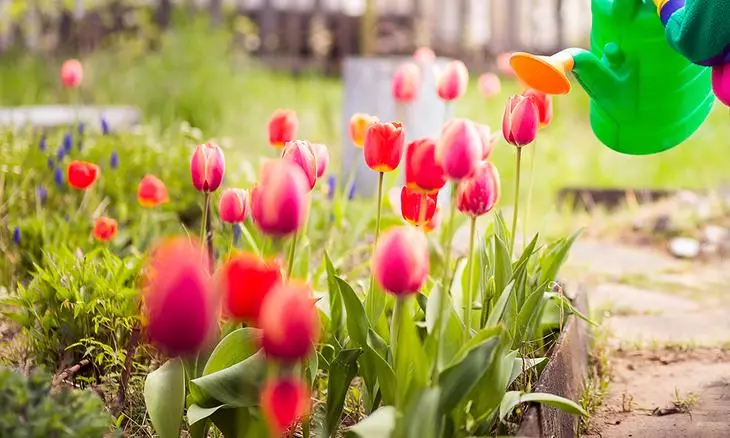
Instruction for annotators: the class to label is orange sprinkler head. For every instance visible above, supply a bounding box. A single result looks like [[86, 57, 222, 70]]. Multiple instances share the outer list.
[[509, 52, 574, 95]]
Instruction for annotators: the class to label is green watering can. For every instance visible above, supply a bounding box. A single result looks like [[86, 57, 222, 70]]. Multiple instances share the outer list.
[[510, 0, 716, 156]]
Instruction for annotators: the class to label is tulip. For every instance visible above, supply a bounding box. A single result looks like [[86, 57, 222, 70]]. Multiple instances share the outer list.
[[93, 216, 118, 242], [110, 151, 119, 169], [405, 138, 446, 194], [219, 252, 282, 325], [364, 121, 405, 173], [476, 124, 499, 160], [392, 63, 421, 103], [400, 186, 438, 226], [60, 59, 83, 88], [136, 175, 169, 208], [424, 206, 440, 233], [413, 47, 436, 63], [12, 227, 20, 245], [437, 60, 469, 101], [478, 72, 502, 99], [348, 113, 379, 149], [712, 64, 730, 106], [218, 188, 249, 224], [281, 140, 318, 190], [372, 226, 429, 296], [435, 119, 482, 180], [268, 109, 298, 149], [312, 143, 329, 178], [143, 238, 217, 356], [456, 161, 500, 217], [523, 89, 553, 128], [259, 281, 319, 361], [502, 95, 538, 147], [190, 142, 225, 193], [67, 161, 99, 190], [250, 159, 310, 236], [261, 377, 310, 436]]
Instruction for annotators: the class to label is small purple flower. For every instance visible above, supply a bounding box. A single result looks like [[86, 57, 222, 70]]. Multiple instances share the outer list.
[[347, 182, 356, 201], [77, 123, 85, 135], [47, 157, 55, 170], [39, 135, 47, 152], [56, 146, 65, 162], [232, 223, 242, 246], [36, 185, 48, 205], [110, 151, 119, 169], [100, 117, 110, 135], [54, 167, 65, 187], [12, 227, 20, 245], [63, 132, 73, 154], [327, 175, 336, 200]]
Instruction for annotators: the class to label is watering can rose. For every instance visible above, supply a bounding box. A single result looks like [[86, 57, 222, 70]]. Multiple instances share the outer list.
[[218, 188, 249, 224], [67, 161, 99, 190], [137, 175, 169, 208], [190, 142, 225, 192], [268, 109, 298, 149], [405, 138, 446, 194], [372, 226, 429, 295], [281, 140, 318, 190], [219, 252, 282, 325], [250, 159, 310, 236], [435, 119, 482, 180]]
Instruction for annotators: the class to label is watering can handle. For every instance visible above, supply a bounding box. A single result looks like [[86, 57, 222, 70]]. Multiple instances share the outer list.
[[612, 0, 645, 21]]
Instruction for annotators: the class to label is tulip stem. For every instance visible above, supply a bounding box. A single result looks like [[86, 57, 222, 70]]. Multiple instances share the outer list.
[[239, 222, 261, 256], [464, 217, 477, 339], [286, 231, 299, 279], [390, 296, 406, 367], [366, 172, 386, 316], [201, 192, 214, 273], [523, 139, 538, 251], [510, 148, 523, 256]]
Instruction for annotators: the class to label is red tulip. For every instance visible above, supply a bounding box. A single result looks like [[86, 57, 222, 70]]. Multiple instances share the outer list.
[[437, 60, 469, 101], [93, 216, 117, 242], [218, 188, 249, 224], [502, 95, 538, 147], [67, 160, 99, 190], [476, 124, 499, 160], [137, 175, 169, 208], [281, 140, 318, 190], [456, 161, 501, 217], [311, 143, 329, 178], [268, 109, 298, 149], [372, 226, 429, 296], [523, 89, 553, 128], [60, 59, 83, 88], [190, 142, 225, 192], [400, 186, 437, 226], [424, 206, 440, 233], [435, 119, 482, 180], [143, 238, 217, 356], [349, 113, 379, 149], [713, 65, 730, 106], [392, 63, 421, 103], [477, 72, 501, 99], [259, 281, 320, 362], [404, 138, 446, 194], [413, 47, 436, 63], [261, 377, 310, 436], [250, 159, 310, 236], [364, 121, 405, 173], [219, 252, 282, 325]]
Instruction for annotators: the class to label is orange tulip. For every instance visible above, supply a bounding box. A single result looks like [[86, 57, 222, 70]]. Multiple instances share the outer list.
[[312, 143, 329, 178], [60, 59, 83, 88], [437, 60, 469, 101], [404, 138, 446, 194], [413, 47, 436, 63], [190, 142, 225, 192], [477, 72, 501, 99], [348, 113, 379, 149], [523, 89, 553, 128], [259, 281, 320, 362], [218, 188, 249, 224], [261, 377, 310, 436], [137, 175, 169, 208], [67, 160, 99, 190], [250, 159, 310, 236], [392, 63, 421, 103], [456, 161, 501, 217], [364, 121, 405, 173], [268, 109, 298, 149], [435, 119, 482, 180], [93, 216, 117, 242], [400, 186, 438, 226], [219, 252, 282, 325], [502, 95, 538, 147], [281, 140, 318, 190], [372, 226, 429, 296]]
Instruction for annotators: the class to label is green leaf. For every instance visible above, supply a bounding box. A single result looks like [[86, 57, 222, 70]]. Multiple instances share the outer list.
[[545, 292, 597, 326], [404, 388, 441, 438], [327, 348, 363, 434], [190, 351, 267, 407], [211, 407, 255, 438], [347, 406, 396, 438], [338, 277, 370, 346], [539, 230, 582, 285], [203, 328, 262, 375], [493, 236, 512, 302], [395, 303, 429, 407], [469, 341, 514, 416], [325, 252, 345, 341], [486, 281, 515, 327], [144, 358, 185, 438], [499, 391, 588, 421], [187, 404, 230, 425], [448, 325, 502, 368], [514, 288, 547, 345], [438, 335, 500, 413], [509, 356, 547, 387], [365, 280, 387, 327], [293, 236, 311, 280], [364, 345, 396, 406]]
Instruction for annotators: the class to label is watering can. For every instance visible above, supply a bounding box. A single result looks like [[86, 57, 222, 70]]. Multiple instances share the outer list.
[[509, 0, 717, 155]]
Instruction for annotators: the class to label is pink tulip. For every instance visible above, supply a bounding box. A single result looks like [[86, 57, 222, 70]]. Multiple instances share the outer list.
[[281, 140, 318, 190], [456, 161, 501, 217], [190, 142, 225, 192], [496, 52, 515, 76], [311, 143, 329, 178], [476, 124, 498, 160], [502, 95, 538, 147], [712, 64, 730, 106], [250, 159, 310, 236], [437, 60, 469, 101], [372, 226, 429, 296], [477, 73, 501, 99], [218, 188, 249, 224], [60, 59, 83, 88], [392, 63, 421, 103], [413, 47, 436, 63], [259, 281, 320, 361], [435, 119, 482, 180]]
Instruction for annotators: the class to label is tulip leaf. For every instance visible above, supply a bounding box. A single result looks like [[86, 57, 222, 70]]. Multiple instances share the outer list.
[[144, 358, 186, 438], [544, 292, 596, 326], [293, 236, 312, 281], [499, 391, 588, 421], [404, 387, 441, 438], [187, 404, 230, 425], [337, 277, 369, 346], [203, 328, 262, 376], [539, 229, 582, 285], [469, 342, 514, 417], [437, 335, 499, 414], [211, 407, 257, 438], [425, 286, 465, 371], [347, 406, 396, 438], [395, 301, 429, 408], [486, 281, 515, 328], [327, 348, 363, 434], [509, 356, 546, 387], [365, 281, 387, 329], [492, 235, 512, 304], [324, 252, 345, 341], [190, 351, 267, 407]]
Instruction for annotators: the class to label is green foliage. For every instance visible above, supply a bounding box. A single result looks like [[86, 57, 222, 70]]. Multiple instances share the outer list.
[[0, 366, 113, 437]]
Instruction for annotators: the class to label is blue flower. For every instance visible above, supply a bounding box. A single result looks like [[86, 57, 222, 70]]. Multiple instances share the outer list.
[[47, 157, 55, 170], [232, 223, 242, 246], [347, 182, 357, 201], [12, 227, 20, 245], [327, 175, 336, 200], [110, 151, 119, 169], [54, 167, 65, 187], [77, 122, 85, 135], [36, 185, 48, 205], [63, 132, 73, 154], [39, 135, 47, 152], [100, 117, 110, 135], [56, 146, 65, 162]]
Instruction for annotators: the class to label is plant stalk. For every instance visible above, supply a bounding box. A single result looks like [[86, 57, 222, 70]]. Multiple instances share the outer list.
[[390, 296, 406, 365], [112, 321, 141, 415], [523, 139, 538, 251], [366, 172, 385, 308], [464, 217, 477, 339], [510, 148, 523, 255], [201, 192, 214, 273], [286, 231, 299, 279]]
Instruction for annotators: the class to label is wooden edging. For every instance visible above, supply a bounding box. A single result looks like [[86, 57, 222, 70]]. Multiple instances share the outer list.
[[516, 289, 590, 438]]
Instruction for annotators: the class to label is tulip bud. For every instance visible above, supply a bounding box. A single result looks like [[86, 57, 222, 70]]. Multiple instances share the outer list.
[[392, 63, 421, 103], [93, 216, 118, 242], [67, 160, 99, 190], [251, 159, 310, 236], [348, 113, 379, 149], [60, 59, 83, 88], [190, 142, 225, 192], [261, 377, 310, 436], [435, 119, 482, 180], [400, 186, 438, 226], [137, 175, 169, 208], [413, 47, 436, 63], [712, 64, 730, 107], [522, 89, 553, 128], [456, 161, 501, 217], [282, 140, 318, 190], [477, 72, 502, 99], [312, 143, 329, 178], [405, 138, 446, 194], [259, 281, 320, 362], [372, 226, 429, 296], [218, 188, 249, 224], [502, 95, 538, 147], [364, 121, 405, 173], [268, 109, 298, 149], [437, 60, 469, 101], [219, 252, 282, 325], [143, 238, 217, 356]]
